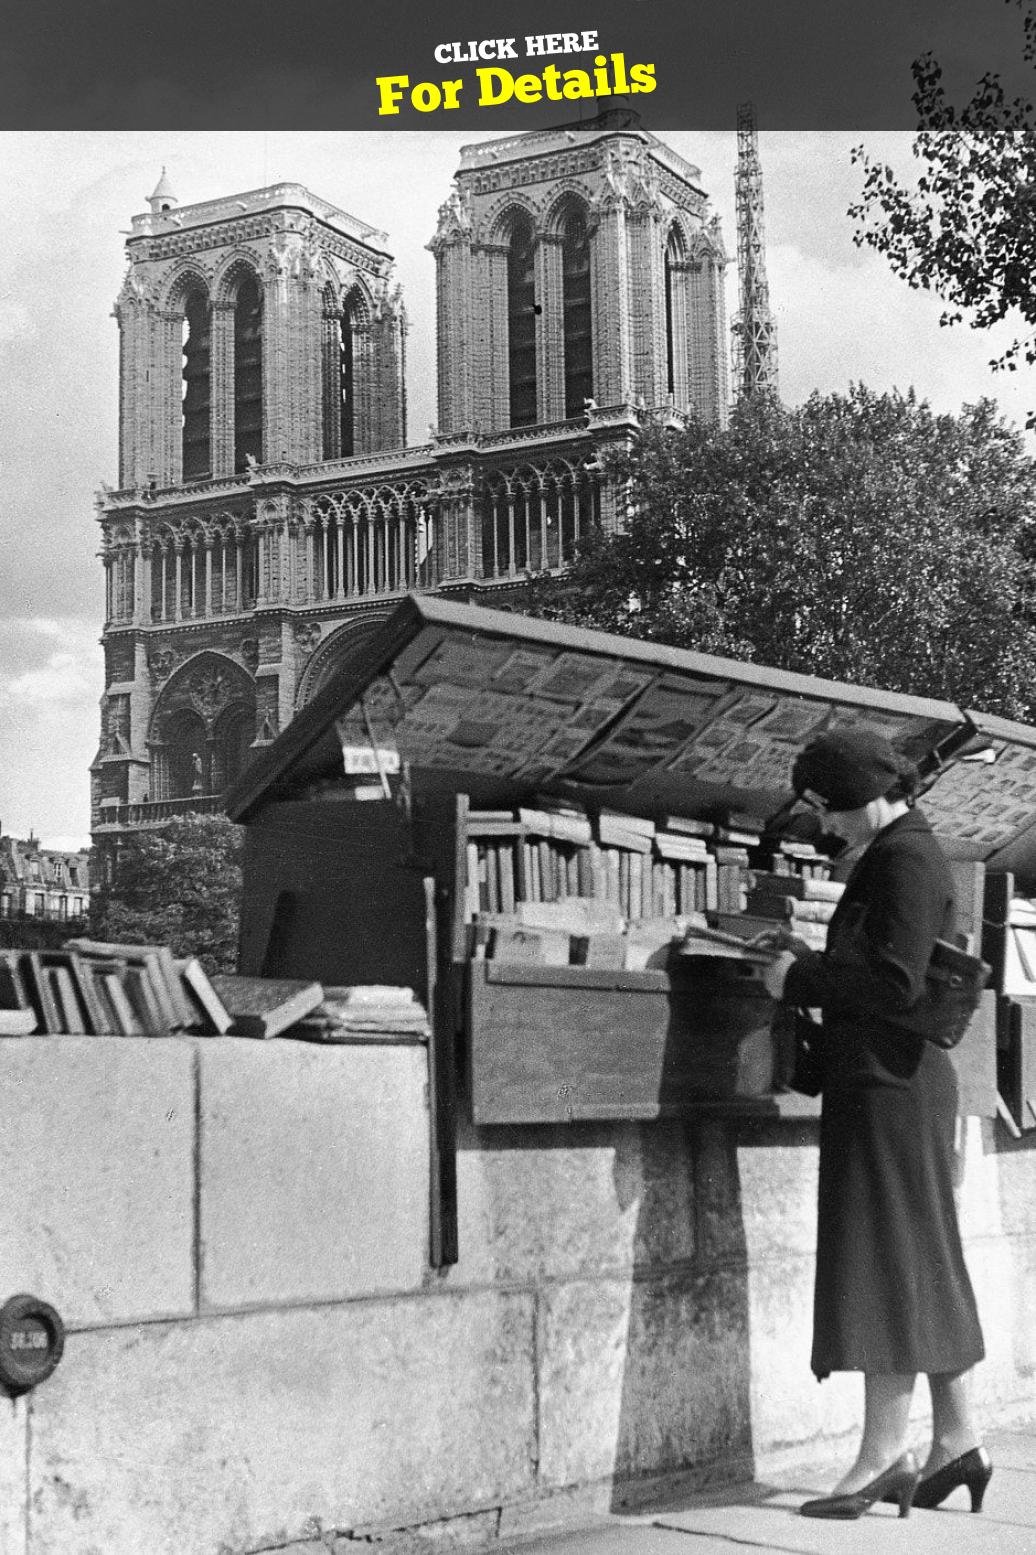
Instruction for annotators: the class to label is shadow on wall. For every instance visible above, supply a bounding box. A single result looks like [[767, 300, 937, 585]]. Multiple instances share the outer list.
[[603, 1116, 821, 1511], [453, 963, 831, 1508], [599, 967, 825, 1505]]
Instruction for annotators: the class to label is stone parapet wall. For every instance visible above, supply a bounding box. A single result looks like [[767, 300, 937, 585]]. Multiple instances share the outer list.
[[1, 1039, 1034, 1554]]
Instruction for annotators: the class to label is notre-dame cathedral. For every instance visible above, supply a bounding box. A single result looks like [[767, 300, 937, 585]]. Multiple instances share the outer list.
[[91, 110, 730, 850]]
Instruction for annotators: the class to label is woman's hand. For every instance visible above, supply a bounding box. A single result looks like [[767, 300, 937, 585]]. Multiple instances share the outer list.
[[753, 927, 814, 959], [761, 949, 798, 999]]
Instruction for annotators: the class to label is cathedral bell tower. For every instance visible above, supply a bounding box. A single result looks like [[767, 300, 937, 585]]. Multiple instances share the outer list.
[[114, 178, 406, 487], [92, 179, 410, 849], [430, 109, 729, 436]]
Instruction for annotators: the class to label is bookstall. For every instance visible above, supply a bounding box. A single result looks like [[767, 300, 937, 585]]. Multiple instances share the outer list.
[[225, 595, 1036, 1264]]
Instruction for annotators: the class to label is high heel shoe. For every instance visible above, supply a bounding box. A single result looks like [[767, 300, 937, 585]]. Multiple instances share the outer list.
[[910, 1446, 993, 1512], [800, 1451, 920, 1520]]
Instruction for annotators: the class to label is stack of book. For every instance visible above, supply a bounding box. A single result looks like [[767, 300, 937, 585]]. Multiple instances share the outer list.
[[755, 838, 831, 880], [0, 943, 365, 1044], [0, 941, 235, 1036], [596, 810, 658, 918], [739, 873, 844, 951], [209, 973, 326, 1038], [464, 804, 762, 925], [459, 799, 847, 970], [291, 985, 430, 1042]]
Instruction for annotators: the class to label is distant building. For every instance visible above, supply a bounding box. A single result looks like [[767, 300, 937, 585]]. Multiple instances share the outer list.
[[93, 111, 731, 853], [0, 833, 91, 922]]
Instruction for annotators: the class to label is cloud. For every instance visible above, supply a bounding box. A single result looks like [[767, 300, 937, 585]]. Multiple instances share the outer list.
[[0, 617, 101, 843], [0, 617, 101, 706], [2, 652, 93, 708], [768, 240, 1036, 433]]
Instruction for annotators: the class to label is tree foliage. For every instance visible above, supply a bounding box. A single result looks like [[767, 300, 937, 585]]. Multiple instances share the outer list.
[[528, 391, 1036, 719], [90, 813, 242, 973], [850, 1, 1036, 421]]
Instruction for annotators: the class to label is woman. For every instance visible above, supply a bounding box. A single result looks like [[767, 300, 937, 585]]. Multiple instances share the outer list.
[[761, 729, 989, 1520]]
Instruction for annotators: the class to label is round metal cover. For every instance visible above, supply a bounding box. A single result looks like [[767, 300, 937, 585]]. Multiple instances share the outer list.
[[0, 1294, 64, 1393]]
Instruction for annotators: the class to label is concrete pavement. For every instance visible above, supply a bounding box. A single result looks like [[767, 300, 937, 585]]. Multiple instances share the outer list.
[[502, 1430, 1036, 1555]]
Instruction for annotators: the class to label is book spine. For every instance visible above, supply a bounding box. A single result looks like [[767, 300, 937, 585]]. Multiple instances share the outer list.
[[786, 899, 836, 923], [538, 840, 554, 903], [103, 973, 142, 1036], [49, 966, 86, 1033], [466, 842, 480, 921], [641, 853, 654, 920], [590, 843, 607, 902], [499, 844, 516, 914], [664, 862, 676, 918], [604, 849, 620, 907], [485, 845, 500, 913], [514, 833, 529, 901]]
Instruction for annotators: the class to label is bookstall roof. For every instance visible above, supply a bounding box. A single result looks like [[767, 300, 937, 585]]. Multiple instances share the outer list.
[[224, 594, 1036, 874]]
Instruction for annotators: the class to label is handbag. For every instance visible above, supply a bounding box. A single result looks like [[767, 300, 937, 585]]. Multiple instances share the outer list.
[[772, 1003, 827, 1095], [827, 906, 990, 1051]]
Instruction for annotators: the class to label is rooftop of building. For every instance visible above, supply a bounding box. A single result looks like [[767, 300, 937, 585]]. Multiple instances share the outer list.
[[0, 835, 91, 889], [128, 182, 392, 255], [456, 107, 705, 193]]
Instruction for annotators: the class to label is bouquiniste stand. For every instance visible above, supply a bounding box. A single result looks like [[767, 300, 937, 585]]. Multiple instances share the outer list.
[[225, 595, 1036, 1265]]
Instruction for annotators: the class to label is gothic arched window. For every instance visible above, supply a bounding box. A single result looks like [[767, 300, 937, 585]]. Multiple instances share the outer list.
[[664, 227, 685, 403], [181, 289, 211, 480], [234, 276, 263, 472], [561, 209, 593, 419], [322, 297, 362, 460], [507, 213, 537, 428], [337, 303, 357, 458]]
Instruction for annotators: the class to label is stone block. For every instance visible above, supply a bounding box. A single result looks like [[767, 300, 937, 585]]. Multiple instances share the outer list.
[[0, 1037, 195, 1325], [199, 1041, 429, 1308], [28, 1290, 536, 1555], [736, 1127, 818, 1263], [743, 1256, 860, 1456], [955, 1115, 1010, 1241], [447, 1121, 695, 1288], [969, 1234, 1036, 1416], [692, 1122, 747, 1263], [0, 1394, 28, 1555], [975, 1123, 1036, 1240], [537, 1270, 752, 1490]]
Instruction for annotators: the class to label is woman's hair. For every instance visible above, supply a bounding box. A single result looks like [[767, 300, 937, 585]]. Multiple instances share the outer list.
[[792, 730, 920, 812]]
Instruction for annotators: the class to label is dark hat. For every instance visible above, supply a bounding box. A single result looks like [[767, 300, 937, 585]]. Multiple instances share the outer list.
[[792, 730, 918, 812]]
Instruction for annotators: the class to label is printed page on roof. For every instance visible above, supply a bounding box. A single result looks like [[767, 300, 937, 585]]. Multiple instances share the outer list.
[[226, 595, 1036, 870]]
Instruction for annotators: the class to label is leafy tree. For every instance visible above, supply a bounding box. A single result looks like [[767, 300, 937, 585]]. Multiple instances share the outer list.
[[527, 390, 1036, 719], [850, 1, 1036, 423], [89, 813, 242, 973]]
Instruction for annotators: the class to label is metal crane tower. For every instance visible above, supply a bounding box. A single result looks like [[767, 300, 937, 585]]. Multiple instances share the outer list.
[[733, 102, 779, 401]]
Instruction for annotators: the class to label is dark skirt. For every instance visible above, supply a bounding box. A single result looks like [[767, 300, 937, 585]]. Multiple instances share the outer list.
[[812, 1032, 985, 1378]]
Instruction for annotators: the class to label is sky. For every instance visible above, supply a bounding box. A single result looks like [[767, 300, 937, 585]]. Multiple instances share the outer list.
[[1, 128, 1034, 850]]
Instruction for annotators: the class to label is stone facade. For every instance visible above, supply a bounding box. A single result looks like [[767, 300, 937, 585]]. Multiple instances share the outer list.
[[92, 114, 731, 851], [0, 834, 90, 922], [431, 119, 729, 432]]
